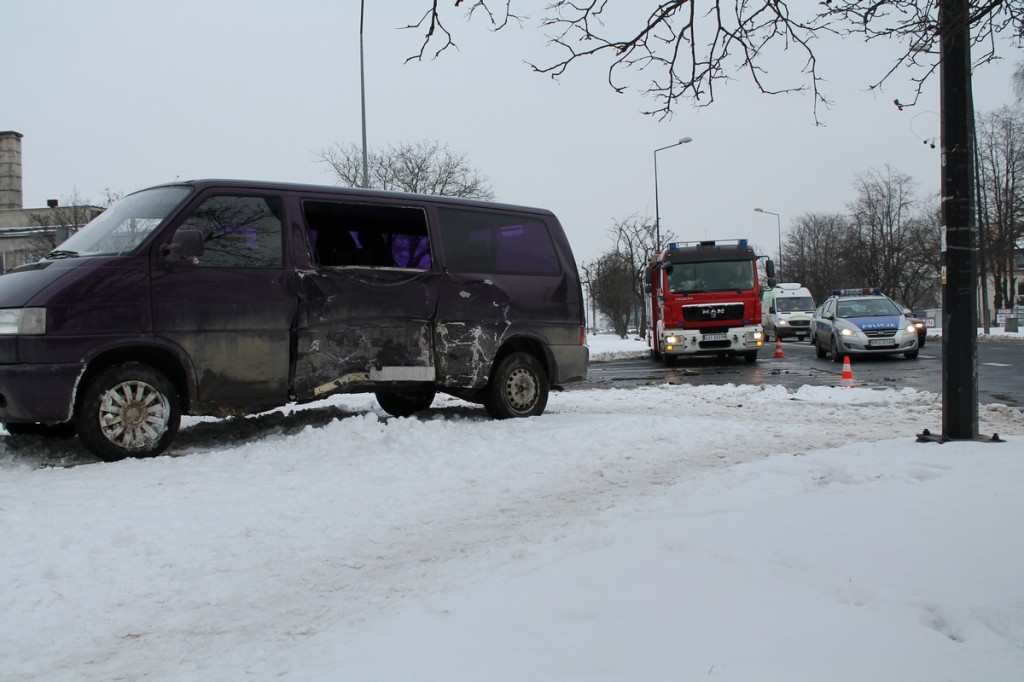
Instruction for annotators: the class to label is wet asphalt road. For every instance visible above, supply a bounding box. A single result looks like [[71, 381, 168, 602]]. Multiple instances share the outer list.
[[575, 336, 1024, 409]]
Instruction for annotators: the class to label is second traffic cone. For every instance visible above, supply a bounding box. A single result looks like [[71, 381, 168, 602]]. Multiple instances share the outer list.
[[841, 355, 855, 388], [773, 338, 785, 359]]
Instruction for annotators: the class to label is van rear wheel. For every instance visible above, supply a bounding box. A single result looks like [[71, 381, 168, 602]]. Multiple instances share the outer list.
[[484, 352, 548, 419], [75, 363, 180, 461]]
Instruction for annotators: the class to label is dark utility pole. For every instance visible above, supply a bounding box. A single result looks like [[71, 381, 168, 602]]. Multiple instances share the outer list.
[[939, 0, 979, 439]]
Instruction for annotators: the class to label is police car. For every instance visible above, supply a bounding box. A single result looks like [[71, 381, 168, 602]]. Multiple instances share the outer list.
[[811, 288, 920, 362]]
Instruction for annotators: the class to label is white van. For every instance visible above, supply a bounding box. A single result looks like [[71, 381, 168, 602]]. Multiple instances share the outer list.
[[762, 283, 816, 341]]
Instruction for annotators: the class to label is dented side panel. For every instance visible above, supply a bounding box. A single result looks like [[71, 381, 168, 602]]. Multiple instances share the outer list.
[[292, 268, 438, 400], [434, 277, 511, 388]]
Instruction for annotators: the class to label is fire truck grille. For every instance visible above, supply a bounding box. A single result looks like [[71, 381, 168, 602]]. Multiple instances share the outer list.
[[682, 303, 745, 323]]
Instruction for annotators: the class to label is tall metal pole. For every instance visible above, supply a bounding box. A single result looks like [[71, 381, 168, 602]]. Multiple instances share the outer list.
[[939, 0, 978, 439], [359, 0, 369, 189], [753, 208, 782, 280], [653, 137, 692, 252], [654, 151, 662, 250]]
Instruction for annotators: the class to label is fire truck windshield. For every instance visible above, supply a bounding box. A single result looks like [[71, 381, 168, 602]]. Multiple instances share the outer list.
[[667, 260, 754, 293]]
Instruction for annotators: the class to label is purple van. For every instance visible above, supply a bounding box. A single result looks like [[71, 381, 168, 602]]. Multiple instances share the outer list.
[[0, 180, 589, 460]]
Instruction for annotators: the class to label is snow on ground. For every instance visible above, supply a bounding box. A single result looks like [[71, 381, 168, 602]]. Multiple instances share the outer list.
[[1, 333, 1023, 681]]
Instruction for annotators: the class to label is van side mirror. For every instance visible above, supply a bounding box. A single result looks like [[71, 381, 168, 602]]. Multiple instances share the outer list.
[[162, 229, 204, 264]]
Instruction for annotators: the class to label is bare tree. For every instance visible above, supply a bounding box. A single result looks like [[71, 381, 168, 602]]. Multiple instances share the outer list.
[[782, 212, 853, 304], [586, 250, 638, 338], [606, 214, 676, 338], [976, 105, 1024, 310], [844, 166, 935, 307], [316, 140, 495, 200], [26, 189, 108, 258], [403, 2, 1021, 120]]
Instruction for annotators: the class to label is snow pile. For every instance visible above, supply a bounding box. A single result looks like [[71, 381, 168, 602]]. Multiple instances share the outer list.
[[1, 335, 1022, 681]]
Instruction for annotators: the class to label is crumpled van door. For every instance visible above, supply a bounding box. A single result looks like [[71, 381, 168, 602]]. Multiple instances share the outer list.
[[292, 268, 438, 399], [291, 200, 439, 400]]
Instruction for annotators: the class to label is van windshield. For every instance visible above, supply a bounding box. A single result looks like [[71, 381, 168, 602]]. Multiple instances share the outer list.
[[776, 296, 815, 312], [45, 186, 192, 259]]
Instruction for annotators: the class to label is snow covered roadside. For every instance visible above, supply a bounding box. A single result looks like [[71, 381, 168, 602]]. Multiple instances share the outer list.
[[1, 335, 1023, 681]]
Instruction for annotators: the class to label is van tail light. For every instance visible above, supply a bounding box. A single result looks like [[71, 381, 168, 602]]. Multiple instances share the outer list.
[[579, 324, 587, 345]]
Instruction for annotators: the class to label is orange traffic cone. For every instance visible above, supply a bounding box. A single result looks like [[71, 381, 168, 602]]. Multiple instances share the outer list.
[[773, 338, 785, 359], [841, 356, 855, 388]]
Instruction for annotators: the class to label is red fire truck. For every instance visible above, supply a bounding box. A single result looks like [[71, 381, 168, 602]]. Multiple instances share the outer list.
[[644, 239, 775, 365]]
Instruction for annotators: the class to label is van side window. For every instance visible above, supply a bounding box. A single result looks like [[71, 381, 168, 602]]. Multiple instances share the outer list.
[[177, 195, 284, 268], [302, 200, 431, 269], [438, 208, 561, 275]]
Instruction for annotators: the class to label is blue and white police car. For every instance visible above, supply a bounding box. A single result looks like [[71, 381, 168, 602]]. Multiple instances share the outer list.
[[811, 288, 920, 362]]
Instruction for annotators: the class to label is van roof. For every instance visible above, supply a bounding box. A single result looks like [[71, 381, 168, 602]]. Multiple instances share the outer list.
[[138, 179, 558, 218]]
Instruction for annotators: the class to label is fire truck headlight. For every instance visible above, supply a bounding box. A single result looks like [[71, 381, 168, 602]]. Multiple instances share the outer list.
[[666, 335, 680, 345], [753, 330, 763, 340]]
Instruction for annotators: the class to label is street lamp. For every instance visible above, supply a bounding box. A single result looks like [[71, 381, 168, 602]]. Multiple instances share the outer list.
[[753, 207, 782, 279], [654, 137, 692, 252], [359, 0, 369, 188]]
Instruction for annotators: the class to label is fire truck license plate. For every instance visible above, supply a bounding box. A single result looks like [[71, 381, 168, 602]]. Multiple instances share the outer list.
[[702, 333, 728, 342], [868, 339, 896, 347]]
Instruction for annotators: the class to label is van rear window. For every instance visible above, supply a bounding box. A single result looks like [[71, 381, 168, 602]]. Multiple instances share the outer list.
[[438, 208, 561, 276], [303, 200, 431, 269]]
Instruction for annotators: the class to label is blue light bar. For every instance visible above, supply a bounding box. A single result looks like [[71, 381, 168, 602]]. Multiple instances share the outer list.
[[832, 287, 884, 296]]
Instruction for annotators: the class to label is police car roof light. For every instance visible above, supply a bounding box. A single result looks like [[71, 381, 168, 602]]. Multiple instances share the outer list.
[[832, 287, 884, 296]]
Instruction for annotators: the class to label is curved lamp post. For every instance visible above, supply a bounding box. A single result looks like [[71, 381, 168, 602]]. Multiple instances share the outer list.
[[754, 207, 782, 279], [654, 137, 692, 251]]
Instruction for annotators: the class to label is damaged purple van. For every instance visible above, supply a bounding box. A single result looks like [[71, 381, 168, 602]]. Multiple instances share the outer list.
[[0, 180, 589, 460]]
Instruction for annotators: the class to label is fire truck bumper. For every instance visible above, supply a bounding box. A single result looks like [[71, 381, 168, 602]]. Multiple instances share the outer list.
[[661, 325, 765, 357]]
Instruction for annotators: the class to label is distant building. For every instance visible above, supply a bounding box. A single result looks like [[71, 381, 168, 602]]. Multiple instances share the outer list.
[[0, 131, 103, 273]]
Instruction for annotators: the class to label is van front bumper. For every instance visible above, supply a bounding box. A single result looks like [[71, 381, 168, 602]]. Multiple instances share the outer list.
[[0, 362, 83, 424]]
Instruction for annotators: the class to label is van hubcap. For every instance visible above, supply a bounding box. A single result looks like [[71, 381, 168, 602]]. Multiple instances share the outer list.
[[98, 380, 171, 450], [504, 367, 538, 411]]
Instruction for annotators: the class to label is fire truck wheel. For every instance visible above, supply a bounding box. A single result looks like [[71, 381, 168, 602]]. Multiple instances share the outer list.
[[662, 354, 676, 367], [743, 352, 758, 363], [484, 352, 549, 419]]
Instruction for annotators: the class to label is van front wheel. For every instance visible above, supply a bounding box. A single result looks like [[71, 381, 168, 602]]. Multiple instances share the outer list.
[[75, 363, 181, 461], [484, 352, 549, 419]]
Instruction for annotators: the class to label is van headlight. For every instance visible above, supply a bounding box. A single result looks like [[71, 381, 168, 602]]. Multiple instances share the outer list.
[[0, 308, 47, 335]]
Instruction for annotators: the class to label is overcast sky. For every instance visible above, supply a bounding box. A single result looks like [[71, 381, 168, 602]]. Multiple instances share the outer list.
[[5, 0, 1022, 266]]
